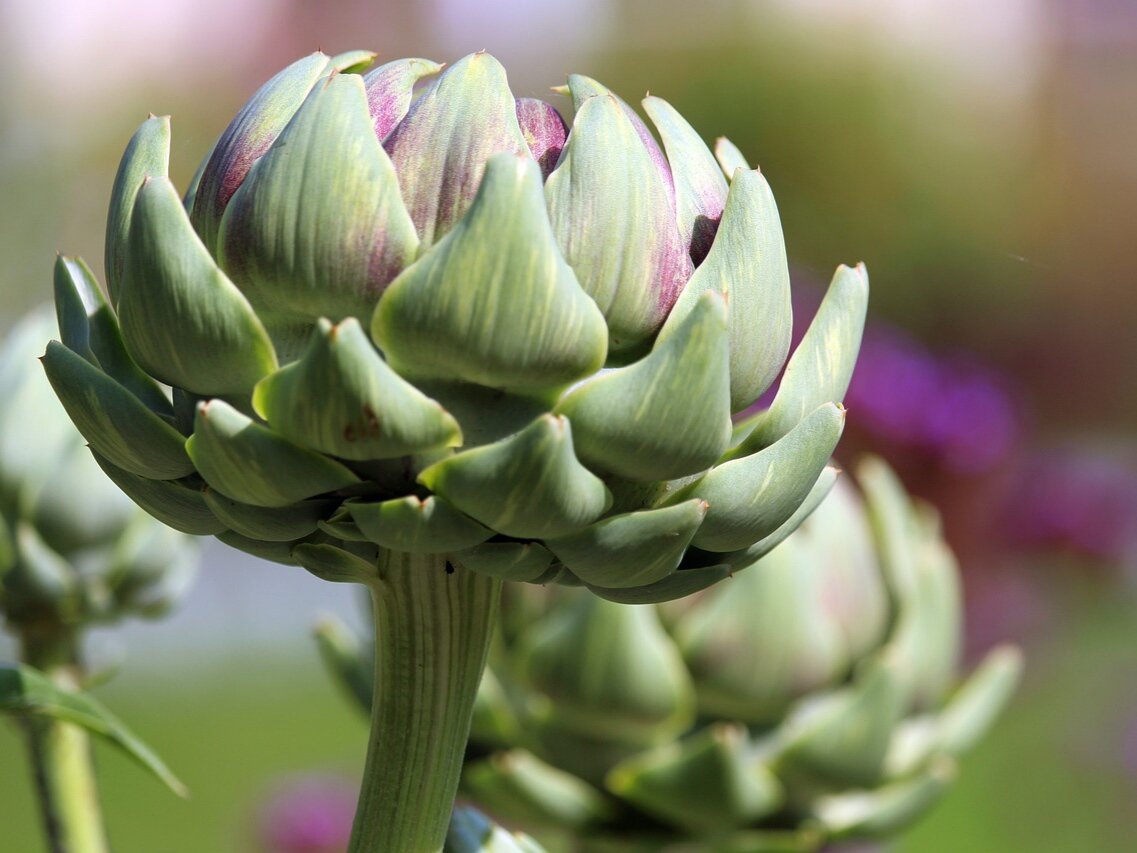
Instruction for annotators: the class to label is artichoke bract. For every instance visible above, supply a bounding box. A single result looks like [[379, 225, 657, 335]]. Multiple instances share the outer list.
[[46, 49, 866, 600], [453, 458, 1022, 850], [47, 49, 867, 851]]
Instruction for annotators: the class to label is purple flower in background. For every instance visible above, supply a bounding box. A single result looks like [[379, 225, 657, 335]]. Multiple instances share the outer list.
[[256, 774, 356, 853], [845, 326, 1020, 474], [1004, 448, 1137, 566]]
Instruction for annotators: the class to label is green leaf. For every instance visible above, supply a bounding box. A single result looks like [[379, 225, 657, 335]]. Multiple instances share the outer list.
[[0, 662, 187, 796], [418, 414, 610, 539], [347, 495, 492, 553], [643, 95, 728, 264], [105, 115, 171, 305], [373, 152, 608, 393], [314, 616, 373, 713], [714, 137, 749, 178], [934, 644, 1022, 758], [328, 49, 377, 74], [462, 749, 614, 830], [42, 342, 192, 480], [186, 399, 360, 508], [218, 73, 419, 348], [607, 723, 783, 833], [118, 176, 278, 395], [657, 169, 792, 412], [202, 488, 335, 542], [90, 451, 224, 535], [546, 499, 708, 589], [670, 402, 845, 552], [252, 318, 461, 460], [452, 542, 555, 582], [53, 254, 171, 414], [738, 264, 868, 450], [216, 530, 303, 566], [554, 290, 732, 481], [190, 52, 330, 254], [383, 52, 530, 248], [545, 92, 690, 354]]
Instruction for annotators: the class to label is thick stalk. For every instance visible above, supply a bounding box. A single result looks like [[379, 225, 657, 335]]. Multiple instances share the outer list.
[[20, 624, 109, 853], [349, 552, 502, 853]]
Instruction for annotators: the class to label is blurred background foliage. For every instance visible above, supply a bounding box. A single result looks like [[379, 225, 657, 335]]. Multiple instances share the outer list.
[[1, 0, 1136, 849]]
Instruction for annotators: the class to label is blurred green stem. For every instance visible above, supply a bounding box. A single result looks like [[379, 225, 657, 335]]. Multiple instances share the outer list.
[[20, 623, 109, 853], [349, 552, 501, 853]]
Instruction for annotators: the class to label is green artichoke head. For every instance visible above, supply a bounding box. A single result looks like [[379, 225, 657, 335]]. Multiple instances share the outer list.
[[47, 50, 868, 599], [0, 306, 198, 630], [459, 458, 1022, 848]]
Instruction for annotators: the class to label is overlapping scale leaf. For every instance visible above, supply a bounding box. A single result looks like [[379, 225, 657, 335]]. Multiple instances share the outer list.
[[515, 98, 567, 179], [252, 318, 460, 460], [218, 73, 419, 346], [117, 175, 278, 395], [189, 52, 330, 254], [737, 264, 868, 451], [714, 136, 749, 178], [555, 291, 732, 480], [42, 342, 191, 480], [185, 400, 360, 508], [454, 542, 555, 583], [202, 489, 334, 542], [364, 58, 443, 140], [347, 495, 492, 553], [545, 92, 691, 354], [418, 415, 610, 540], [384, 52, 530, 247], [546, 499, 707, 589], [373, 153, 607, 392], [643, 95, 729, 265], [89, 452, 223, 536], [105, 115, 171, 305], [658, 168, 792, 412], [668, 402, 846, 552]]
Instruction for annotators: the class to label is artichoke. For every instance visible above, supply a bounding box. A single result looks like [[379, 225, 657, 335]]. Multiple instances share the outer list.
[[47, 49, 867, 850], [1, 306, 198, 853], [1, 305, 198, 635], [445, 458, 1021, 850]]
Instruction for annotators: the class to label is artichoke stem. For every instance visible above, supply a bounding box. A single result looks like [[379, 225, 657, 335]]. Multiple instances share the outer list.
[[350, 552, 502, 852], [19, 623, 109, 853]]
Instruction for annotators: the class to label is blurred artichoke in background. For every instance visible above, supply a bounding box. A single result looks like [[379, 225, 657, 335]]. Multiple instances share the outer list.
[[322, 458, 1021, 850], [1, 305, 198, 638], [44, 48, 866, 601]]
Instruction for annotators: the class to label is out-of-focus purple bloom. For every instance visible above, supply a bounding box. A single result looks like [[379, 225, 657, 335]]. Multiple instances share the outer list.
[[256, 774, 356, 853], [1003, 448, 1137, 566], [844, 327, 1020, 474]]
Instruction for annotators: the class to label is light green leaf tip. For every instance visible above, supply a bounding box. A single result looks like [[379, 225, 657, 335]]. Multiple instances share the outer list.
[[117, 176, 278, 395], [0, 663, 187, 797], [418, 414, 610, 539], [555, 289, 732, 481], [374, 152, 608, 393], [347, 495, 492, 553], [253, 318, 461, 460], [186, 399, 360, 508]]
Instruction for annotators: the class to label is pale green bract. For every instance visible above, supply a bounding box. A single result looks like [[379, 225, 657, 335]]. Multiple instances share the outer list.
[[46, 48, 867, 600], [321, 458, 1021, 849]]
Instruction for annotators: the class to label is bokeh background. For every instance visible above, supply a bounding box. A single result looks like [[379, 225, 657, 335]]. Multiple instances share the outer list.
[[2, 0, 1136, 849]]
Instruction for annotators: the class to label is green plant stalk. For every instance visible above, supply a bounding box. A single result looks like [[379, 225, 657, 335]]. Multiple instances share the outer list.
[[349, 551, 502, 852], [19, 624, 109, 853]]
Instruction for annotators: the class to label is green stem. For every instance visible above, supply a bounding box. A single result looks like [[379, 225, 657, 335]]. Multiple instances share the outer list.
[[20, 624, 109, 853], [349, 552, 502, 853]]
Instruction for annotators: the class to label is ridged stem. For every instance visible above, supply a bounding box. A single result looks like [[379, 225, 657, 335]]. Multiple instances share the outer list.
[[19, 624, 109, 853], [348, 552, 501, 852]]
